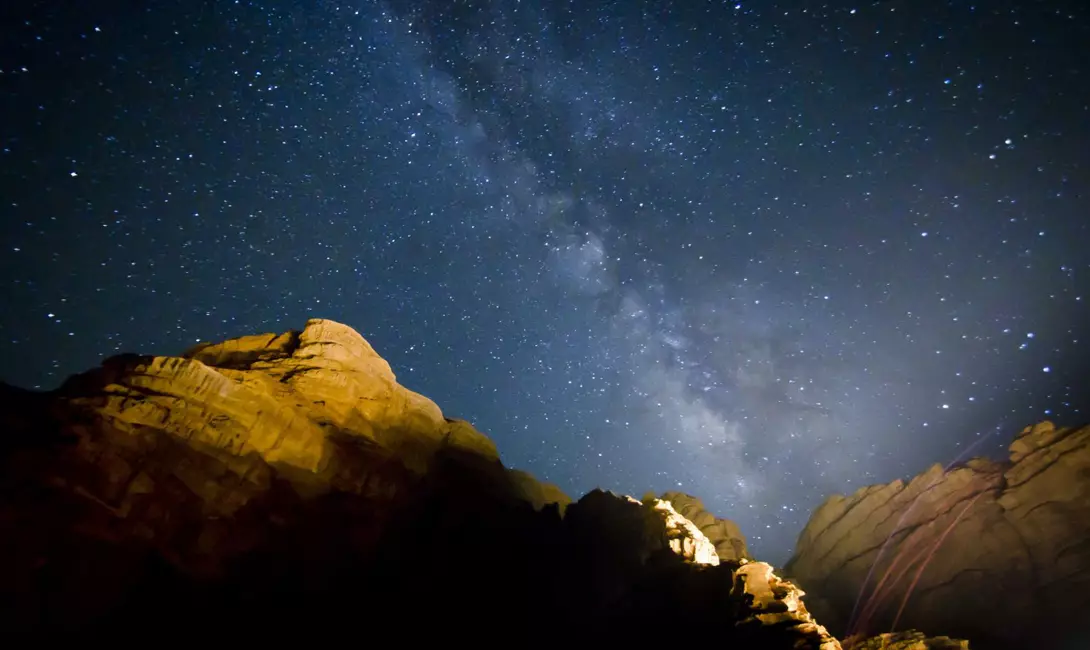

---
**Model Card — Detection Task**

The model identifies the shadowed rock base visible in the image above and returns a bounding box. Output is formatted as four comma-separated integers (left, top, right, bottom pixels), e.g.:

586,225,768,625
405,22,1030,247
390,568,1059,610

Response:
0,319,962,647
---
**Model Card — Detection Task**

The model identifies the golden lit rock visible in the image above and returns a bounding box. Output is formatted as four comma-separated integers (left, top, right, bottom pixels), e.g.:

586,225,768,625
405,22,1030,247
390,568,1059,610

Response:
732,559,842,649
647,497,720,566
71,318,500,481
0,318,957,647
660,490,749,561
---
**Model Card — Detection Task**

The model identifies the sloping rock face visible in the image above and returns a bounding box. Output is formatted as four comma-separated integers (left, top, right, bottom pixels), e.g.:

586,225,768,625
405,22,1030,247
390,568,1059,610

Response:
661,490,751,561
1,318,846,646
785,421,1090,650
730,559,841,649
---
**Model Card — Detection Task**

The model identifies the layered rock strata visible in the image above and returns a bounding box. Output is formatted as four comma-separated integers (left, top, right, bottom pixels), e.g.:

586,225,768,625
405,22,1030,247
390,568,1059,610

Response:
786,421,1090,649
0,318,855,646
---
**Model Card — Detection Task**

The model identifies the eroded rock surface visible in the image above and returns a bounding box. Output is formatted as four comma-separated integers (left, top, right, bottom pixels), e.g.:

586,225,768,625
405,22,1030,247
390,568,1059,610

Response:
661,490,750,561
731,559,842,650
1,318,839,646
785,420,1090,650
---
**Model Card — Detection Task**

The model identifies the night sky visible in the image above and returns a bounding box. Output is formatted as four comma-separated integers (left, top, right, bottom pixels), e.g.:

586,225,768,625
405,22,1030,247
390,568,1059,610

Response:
2,0,1088,564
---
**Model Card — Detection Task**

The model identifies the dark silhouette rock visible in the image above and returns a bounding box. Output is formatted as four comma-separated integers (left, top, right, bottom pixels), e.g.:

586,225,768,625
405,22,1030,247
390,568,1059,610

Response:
0,318,966,647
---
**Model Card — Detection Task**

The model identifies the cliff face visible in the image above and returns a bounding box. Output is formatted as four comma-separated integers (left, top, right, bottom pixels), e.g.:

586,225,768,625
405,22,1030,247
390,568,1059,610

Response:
785,421,1090,650
660,490,751,562
0,318,844,646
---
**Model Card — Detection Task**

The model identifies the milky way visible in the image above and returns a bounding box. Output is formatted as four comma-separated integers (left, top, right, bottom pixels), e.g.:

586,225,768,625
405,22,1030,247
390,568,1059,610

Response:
2,1,1087,563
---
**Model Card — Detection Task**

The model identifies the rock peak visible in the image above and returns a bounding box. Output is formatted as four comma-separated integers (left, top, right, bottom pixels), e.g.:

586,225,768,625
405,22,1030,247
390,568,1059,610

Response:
0,319,971,647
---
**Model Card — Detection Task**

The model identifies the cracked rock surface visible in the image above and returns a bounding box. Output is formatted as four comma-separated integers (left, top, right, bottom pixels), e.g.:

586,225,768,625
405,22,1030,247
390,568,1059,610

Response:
785,420,1090,649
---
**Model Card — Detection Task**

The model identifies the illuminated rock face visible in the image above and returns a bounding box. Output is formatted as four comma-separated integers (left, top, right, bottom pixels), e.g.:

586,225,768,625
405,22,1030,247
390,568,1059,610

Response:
0,318,942,647
660,491,750,561
785,421,1090,650
77,318,500,481
648,497,721,566
731,560,842,650
0,319,566,607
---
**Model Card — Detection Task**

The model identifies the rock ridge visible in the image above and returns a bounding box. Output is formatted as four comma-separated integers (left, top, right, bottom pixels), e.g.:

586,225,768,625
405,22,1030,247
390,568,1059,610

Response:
0,318,969,647
786,420,1090,650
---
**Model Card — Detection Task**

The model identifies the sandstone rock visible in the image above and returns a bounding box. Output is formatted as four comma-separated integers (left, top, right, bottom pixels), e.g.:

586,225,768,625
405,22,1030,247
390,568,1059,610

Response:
731,559,842,649
508,468,572,512
61,318,499,485
845,631,969,650
559,490,842,648
1,319,523,586
0,318,846,647
785,420,1090,649
561,490,721,567
660,490,750,561
647,496,721,566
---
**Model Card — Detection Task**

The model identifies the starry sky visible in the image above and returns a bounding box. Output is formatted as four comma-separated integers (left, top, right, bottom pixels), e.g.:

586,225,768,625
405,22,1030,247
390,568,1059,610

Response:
2,0,1088,564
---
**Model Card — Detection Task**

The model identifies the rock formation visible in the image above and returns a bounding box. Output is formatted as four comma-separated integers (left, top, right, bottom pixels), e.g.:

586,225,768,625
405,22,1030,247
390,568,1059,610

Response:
785,420,1090,650
1,318,854,645
845,631,969,650
661,490,751,562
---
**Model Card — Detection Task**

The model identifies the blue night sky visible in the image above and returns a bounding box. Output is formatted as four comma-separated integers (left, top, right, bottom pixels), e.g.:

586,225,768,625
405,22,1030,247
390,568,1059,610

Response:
2,0,1087,564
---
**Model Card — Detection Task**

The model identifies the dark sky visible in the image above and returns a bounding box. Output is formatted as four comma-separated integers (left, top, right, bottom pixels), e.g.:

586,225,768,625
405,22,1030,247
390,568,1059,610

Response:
1,0,1087,564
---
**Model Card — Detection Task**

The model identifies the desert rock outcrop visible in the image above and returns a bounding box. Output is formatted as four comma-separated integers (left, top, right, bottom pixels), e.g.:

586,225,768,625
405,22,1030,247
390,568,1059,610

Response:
661,490,750,561
785,420,1090,649
1,318,862,647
